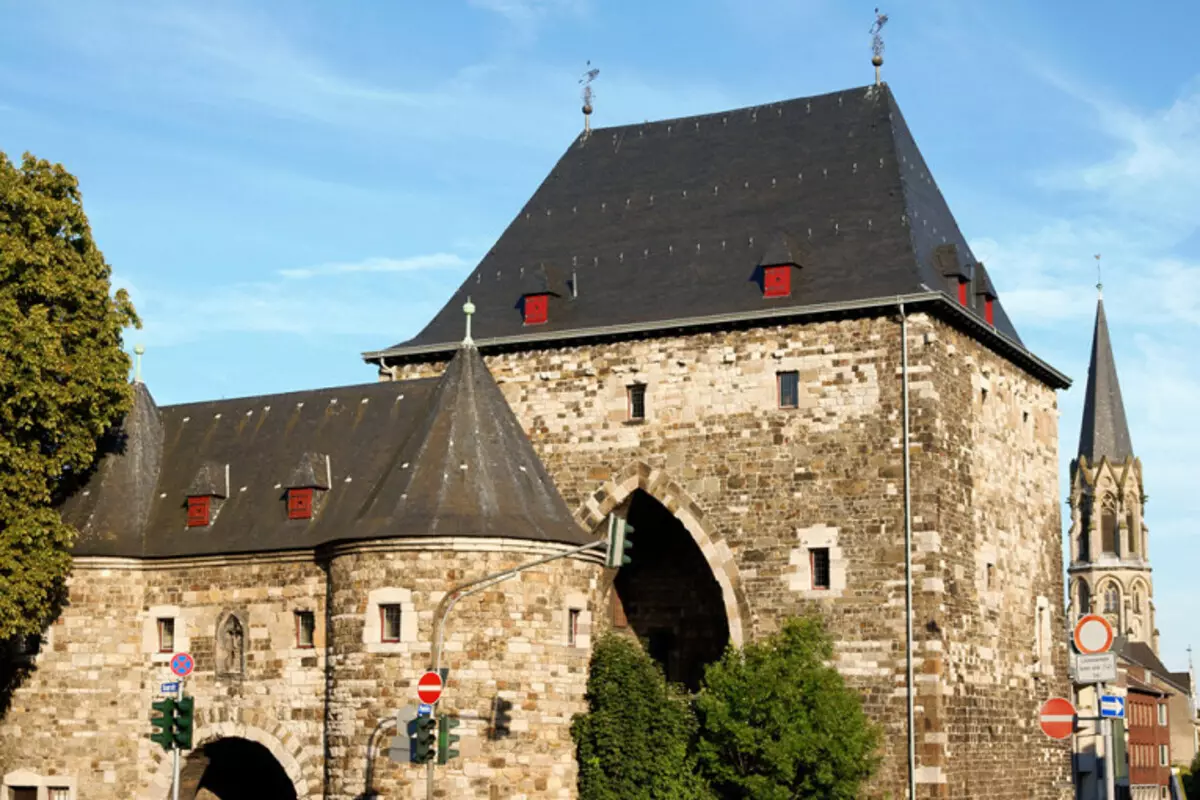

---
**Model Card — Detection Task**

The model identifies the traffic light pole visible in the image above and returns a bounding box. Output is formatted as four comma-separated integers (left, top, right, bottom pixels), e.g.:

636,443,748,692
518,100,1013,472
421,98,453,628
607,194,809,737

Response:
172,679,184,800
425,536,609,800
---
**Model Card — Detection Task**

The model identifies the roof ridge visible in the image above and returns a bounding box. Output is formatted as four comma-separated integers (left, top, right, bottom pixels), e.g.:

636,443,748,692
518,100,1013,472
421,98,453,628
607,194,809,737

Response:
158,377,437,412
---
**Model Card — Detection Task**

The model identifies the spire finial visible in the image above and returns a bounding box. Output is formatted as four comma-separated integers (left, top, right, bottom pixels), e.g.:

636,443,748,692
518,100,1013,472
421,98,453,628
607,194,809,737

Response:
133,343,145,383
1094,253,1103,297
870,8,889,85
580,61,599,135
462,297,476,345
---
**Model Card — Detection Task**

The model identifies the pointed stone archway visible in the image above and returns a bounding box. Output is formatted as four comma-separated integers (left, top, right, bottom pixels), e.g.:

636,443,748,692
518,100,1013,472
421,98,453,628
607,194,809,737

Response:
574,461,749,652
138,722,311,800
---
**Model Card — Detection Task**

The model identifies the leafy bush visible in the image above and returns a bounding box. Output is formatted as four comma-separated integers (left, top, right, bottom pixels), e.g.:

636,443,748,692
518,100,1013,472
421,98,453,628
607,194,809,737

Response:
693,616,881,799
571,632,713,800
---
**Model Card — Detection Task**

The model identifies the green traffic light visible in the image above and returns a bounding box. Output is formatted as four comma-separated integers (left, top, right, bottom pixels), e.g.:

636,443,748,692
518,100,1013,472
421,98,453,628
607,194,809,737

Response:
174,696,195,750
622,538,633,566
438,715,461,764
150,698,176,751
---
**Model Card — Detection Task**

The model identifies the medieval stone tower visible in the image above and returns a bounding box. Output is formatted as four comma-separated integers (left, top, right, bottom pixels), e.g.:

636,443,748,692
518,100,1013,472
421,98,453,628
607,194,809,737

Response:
1067,292,1156,651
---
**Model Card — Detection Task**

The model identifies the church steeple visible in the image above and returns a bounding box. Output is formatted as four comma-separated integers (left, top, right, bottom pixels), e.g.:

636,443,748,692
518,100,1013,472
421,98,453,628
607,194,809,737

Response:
1078,296,1134,464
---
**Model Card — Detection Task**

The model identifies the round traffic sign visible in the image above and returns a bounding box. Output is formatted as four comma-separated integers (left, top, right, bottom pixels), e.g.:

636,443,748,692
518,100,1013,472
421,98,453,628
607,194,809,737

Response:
170,652,195,678
1073,614,1114,655
417,671,443,705
1039,697,1076,740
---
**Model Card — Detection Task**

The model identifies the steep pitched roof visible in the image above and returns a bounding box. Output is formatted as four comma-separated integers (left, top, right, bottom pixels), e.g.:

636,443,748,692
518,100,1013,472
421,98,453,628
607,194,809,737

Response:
365,84,1066,388
1078,297,1134,463
1117,639,1189,694
63,347,591,559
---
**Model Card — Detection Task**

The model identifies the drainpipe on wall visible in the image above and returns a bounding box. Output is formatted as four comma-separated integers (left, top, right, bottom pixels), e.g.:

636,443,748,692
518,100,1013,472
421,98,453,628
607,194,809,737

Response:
899,301,917,800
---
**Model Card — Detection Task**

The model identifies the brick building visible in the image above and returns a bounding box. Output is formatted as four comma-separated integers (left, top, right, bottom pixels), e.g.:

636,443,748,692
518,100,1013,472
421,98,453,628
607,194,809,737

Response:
1,82,1076,798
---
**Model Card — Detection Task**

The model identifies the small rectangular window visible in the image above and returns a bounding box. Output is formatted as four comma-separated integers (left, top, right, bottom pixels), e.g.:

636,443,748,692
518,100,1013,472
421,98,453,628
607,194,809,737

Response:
568,609,582,646
1159,744,1169,766
810,548,830,590
985,563,995,591
1158,703,1167,726
627,384,646,421
157,618,175,653
295,611,315,648
380,604,402,643
777,371,799,409
49,789,72,800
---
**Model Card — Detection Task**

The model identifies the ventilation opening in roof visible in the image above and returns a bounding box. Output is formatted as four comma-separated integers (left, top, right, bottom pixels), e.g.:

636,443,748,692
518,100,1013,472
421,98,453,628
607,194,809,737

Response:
763,265,792,298
522,294,548,325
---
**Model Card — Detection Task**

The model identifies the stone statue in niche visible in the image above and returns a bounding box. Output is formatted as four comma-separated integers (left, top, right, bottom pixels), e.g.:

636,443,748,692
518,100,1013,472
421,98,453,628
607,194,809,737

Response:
219,614,244,676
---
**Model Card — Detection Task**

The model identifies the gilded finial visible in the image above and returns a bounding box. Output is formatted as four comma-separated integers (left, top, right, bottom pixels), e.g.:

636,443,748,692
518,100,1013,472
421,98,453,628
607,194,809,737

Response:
462,297,476,345
133,343,145,383
870,8,889,85
580,61,599,135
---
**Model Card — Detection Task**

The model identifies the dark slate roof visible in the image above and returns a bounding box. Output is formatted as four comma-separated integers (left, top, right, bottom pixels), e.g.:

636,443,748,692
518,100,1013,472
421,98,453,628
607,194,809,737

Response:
365,84,1065,387
1078,297,1134,463
63,347,591,558
1117,638,1189,693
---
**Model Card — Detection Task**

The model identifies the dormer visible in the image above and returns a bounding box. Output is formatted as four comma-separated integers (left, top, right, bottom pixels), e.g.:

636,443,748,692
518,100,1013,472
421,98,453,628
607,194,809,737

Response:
934,244,971,306
285,452,331,520
974,262,999,326
519,263,562,325
185,461,229,528
759,232,803,299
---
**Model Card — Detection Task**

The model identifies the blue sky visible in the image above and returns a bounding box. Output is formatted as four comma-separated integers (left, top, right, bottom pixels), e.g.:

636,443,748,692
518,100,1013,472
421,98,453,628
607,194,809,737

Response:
2,1,1196,673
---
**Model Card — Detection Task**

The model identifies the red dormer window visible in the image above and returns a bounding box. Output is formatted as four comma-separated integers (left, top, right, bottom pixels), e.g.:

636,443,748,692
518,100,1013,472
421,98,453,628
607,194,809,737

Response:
187,496,211,528
523,294,548,325
957,278,969,306
763,265,792,298
288,488,314,520
985,297,995,326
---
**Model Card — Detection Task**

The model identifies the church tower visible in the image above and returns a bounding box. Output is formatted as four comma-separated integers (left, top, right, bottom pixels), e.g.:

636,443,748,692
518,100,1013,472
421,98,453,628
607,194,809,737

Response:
1067,292,1157,652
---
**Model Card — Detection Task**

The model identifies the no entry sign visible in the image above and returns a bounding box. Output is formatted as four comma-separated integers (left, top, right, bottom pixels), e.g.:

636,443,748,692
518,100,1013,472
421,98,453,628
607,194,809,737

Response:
416,671,443,705
1073,614,1114,655
1039,697,1076,740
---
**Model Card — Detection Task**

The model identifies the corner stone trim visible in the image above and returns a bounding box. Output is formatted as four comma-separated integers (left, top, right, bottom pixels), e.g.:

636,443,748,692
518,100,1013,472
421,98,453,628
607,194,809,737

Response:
574,460,748,646
137,721,312,800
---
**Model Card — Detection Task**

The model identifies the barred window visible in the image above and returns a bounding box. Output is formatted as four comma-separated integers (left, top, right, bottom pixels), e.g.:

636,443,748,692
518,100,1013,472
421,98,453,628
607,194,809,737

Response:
810,548,830,590
627,384,646,421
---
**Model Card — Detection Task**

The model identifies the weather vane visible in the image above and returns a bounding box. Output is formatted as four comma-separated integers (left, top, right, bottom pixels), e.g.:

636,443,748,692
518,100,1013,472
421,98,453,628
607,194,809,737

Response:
870,8,889,85
580,60,599,134
1094,253,1103,295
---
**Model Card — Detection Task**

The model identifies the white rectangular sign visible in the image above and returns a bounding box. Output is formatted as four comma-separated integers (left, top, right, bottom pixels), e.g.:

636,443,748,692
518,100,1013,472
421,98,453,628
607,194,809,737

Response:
1075,652,1118,684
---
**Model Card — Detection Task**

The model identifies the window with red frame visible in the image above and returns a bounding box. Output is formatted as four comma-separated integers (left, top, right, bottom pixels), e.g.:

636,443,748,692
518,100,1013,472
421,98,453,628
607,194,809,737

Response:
187,496,211,527
523,294,548,325
763,265,792,298
810,548,830,590
288,488,314,520
157,617,175,653
380,604,402,643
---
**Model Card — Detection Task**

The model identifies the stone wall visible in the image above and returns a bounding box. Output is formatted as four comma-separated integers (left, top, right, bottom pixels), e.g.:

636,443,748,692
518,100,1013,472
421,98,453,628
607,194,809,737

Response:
0,542,603,800
386,311,1072,798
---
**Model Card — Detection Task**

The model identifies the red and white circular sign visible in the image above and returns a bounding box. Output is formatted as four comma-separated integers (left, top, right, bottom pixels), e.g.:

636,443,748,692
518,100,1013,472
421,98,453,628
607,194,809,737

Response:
1073,614,1114,655
417,671,444,705
1039,697,1076,740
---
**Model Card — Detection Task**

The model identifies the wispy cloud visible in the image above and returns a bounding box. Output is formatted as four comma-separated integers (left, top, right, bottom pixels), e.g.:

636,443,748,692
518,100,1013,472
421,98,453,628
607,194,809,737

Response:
278,253,470,280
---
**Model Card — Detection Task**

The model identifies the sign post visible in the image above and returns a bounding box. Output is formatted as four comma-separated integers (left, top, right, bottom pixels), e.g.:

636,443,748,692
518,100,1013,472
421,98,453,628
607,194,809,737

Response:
169,653,194,800
1073,615,1115,800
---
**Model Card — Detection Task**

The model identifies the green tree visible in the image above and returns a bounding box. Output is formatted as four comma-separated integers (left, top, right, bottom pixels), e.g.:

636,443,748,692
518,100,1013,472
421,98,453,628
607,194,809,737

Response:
1182,751,1200,798
0,152,138,640
571,632,713,800
694,616,881,800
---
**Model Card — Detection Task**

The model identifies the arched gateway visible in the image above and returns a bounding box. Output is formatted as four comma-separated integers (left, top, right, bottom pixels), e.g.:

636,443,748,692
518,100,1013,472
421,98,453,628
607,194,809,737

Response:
575,462,750,688
139,725,308,800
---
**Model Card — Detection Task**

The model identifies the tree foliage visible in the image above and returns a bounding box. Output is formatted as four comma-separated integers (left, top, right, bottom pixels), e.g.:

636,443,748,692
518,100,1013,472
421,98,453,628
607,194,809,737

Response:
0,151,138,639
694,616,881,799
571,632,714,800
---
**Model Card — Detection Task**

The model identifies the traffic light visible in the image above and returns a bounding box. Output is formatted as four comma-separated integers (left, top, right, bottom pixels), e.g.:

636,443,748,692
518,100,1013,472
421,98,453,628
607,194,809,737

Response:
604,514,634,569
491,697,513,740
150,698,176,751
412,715,436,763
174,696,195,750
437,715,461,764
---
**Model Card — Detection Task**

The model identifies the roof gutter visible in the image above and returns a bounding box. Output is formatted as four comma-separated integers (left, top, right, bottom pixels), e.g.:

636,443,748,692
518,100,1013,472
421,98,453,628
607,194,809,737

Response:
364,291,1071,389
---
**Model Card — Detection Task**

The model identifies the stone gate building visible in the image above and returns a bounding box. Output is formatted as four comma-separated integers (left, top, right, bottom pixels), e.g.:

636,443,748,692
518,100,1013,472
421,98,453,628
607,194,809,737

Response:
1,82,1075,799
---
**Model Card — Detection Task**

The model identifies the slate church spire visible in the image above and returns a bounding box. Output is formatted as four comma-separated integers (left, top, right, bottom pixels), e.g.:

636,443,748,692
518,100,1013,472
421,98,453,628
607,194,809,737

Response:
1068,291,1157,653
